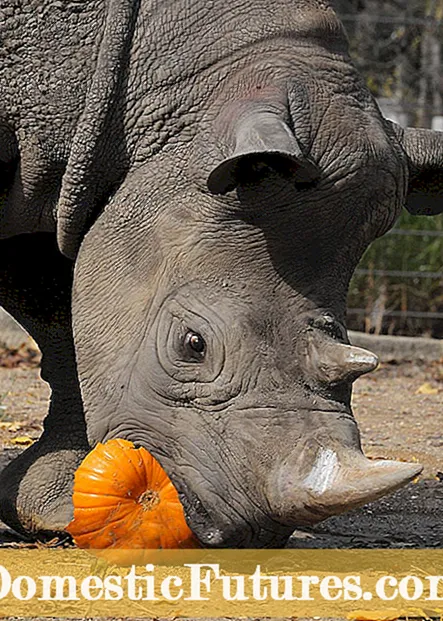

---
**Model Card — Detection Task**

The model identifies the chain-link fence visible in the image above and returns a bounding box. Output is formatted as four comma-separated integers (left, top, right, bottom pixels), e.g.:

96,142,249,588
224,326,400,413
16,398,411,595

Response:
348,217,443,337
336,3,443,337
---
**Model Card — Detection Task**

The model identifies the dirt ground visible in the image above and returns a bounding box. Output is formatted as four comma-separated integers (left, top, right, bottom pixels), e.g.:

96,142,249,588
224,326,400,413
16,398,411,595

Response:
0,357,442,549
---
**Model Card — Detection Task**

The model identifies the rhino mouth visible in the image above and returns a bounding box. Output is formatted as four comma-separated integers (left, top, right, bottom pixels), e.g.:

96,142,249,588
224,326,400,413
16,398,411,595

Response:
174,477,292,548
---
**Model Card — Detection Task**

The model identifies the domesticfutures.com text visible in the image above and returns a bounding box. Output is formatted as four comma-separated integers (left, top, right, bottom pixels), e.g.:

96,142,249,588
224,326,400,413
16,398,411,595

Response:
1,563,443,603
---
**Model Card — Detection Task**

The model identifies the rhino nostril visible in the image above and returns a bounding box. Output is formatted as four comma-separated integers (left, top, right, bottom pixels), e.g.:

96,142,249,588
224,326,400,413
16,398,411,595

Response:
194,528,227,547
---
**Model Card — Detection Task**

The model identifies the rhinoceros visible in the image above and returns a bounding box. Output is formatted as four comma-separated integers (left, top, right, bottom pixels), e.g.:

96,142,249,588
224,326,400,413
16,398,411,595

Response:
0,0,440,547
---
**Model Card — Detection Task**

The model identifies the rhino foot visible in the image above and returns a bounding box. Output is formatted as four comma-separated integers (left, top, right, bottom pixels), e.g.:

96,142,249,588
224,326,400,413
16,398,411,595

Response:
0,437,88,537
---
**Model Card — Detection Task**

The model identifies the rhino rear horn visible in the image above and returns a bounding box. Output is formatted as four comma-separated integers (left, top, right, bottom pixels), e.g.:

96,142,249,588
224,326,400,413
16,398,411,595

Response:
207,110,320,195
306,331,379,385
390,122,443,216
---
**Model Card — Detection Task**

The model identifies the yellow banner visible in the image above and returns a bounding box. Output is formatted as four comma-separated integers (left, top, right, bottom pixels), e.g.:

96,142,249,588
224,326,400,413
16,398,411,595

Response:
0,549,442,618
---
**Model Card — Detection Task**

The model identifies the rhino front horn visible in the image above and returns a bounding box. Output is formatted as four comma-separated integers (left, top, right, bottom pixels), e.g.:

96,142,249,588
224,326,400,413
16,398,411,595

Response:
269,449,423,525
306,331,379,385
304,453,422,515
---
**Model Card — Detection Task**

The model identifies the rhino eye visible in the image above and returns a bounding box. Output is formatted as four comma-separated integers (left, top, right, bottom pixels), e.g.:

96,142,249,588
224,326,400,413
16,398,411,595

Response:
184,331,206,359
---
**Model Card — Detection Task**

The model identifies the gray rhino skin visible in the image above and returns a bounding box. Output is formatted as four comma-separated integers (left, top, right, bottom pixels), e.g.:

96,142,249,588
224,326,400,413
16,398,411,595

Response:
0,0,441,547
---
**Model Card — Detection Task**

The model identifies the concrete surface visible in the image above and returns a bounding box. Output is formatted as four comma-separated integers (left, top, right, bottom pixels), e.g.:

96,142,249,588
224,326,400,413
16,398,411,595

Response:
349,330,443,362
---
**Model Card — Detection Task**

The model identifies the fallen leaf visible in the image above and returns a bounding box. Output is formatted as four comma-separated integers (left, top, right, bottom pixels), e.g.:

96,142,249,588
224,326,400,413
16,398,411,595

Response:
0,422,24,431
415,382,439,395
0,342,41,369
10,436,34,446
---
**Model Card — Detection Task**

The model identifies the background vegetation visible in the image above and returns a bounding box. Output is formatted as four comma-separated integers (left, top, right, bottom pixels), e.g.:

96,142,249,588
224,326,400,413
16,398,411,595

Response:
334,0,443,336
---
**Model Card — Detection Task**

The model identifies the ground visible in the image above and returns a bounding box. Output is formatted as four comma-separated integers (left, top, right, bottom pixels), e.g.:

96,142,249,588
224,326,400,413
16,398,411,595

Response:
0,349,441,548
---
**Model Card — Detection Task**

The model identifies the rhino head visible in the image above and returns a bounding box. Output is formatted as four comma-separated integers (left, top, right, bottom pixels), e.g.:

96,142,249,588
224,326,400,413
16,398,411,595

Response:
69,74,441,547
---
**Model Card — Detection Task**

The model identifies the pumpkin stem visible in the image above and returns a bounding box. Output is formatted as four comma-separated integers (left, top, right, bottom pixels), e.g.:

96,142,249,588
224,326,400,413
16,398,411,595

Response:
138,490,160,511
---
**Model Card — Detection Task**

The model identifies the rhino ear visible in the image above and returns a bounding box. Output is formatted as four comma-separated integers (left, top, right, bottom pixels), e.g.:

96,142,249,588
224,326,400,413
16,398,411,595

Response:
207,110,320,195
391,124,443,216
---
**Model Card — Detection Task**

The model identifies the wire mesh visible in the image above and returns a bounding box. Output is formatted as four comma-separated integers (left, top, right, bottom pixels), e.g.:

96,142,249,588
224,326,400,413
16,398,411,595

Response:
337,3,443,337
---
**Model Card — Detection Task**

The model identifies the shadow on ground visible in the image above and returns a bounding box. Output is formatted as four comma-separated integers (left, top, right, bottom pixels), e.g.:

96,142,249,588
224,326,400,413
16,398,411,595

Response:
289,480,443,549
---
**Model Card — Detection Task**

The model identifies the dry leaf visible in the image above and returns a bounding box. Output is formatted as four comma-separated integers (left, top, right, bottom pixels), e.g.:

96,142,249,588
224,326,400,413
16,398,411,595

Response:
0,342,41,368
10,436,34,446
0,422,24,431
415,382,439,395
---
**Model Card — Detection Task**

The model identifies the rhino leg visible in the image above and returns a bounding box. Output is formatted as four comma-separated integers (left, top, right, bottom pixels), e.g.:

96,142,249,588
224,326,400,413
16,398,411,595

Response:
0,234,89,536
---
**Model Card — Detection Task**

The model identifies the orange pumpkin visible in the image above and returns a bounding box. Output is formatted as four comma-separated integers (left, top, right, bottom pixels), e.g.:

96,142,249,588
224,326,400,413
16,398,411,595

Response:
67,438,199,558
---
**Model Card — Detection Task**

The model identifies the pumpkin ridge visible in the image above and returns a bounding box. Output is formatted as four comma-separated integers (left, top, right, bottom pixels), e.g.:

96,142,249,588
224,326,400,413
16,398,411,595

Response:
74,472,132,490
148,466,171,494
119,449,148,491
69,509,137,539
74,480,136,497
102,444,146,492
112,438,134,450
159,485,183,503
70,503,135,520
140,448,156,491
140,449,170,489
72,491,135,502
95,440,145,492
73,487,136,498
